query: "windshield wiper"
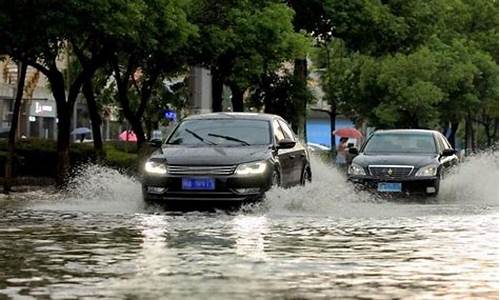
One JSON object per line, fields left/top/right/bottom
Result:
{"left": 207, "top": 133, "right": 250, "bottom": 146}
{"left": 185, "top": 129, "right": 216, "bottom": 145}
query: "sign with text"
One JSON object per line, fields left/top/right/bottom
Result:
{"left": 164, "top": 110, "right": 177, "bottom": 122}
{"left": 29, "top": 101, "right": 56, "bottom": 118}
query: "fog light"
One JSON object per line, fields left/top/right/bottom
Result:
{"left": 234, "top": 188, "right": 260, "bottom": 194}
{"left": 147, "top": 187, "right": 167, "bottom": 194}
{"left": 426, "top": 187, "right": 436, "bottom": 194}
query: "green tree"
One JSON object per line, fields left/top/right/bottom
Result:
{"left": 103, "top": 0, "right": 197, "bottom": 153}
{"left": 0, "top": 0, "right": 135, "bottom": 185}
{"left": 193, "top": 0, "right": 308, "bottom": 113}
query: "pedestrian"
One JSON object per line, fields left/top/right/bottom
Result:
{"left": 336, "top": 137, "right": 349, "bottom": 172}
{"left": 79, "top": 133, "right": 86, "bottom": 143}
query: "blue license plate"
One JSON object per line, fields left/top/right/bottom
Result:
{"left": 182, "top": 178, "right": 215, "bottom": 190}
{"left": 377, "top": 182, "right": 402, "bottom": 192}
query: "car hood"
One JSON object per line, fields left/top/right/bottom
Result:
{"left": 150, "top": 145, "right": 271, "bottom": 165}
{"left": 352, "top": 153, "right": 438, "bottom": 167}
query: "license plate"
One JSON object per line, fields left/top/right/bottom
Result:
{"left": 377, "top": 182, "right": 402, "bottom": 192}
{"left": 182, "top": 178, "right": 215, "bottom": 190}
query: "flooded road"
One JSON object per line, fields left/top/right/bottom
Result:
{"left": 0, "top": 152, "right": 498, "bottom": 299}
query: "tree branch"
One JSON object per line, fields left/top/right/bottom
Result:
{"left": 136, "top": 71, "right": 159, "bottom": 119}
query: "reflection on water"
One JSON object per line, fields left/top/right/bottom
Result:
{"left": 0, "top": 151, "right": 498, "bottom": 299}
{"left": 0, "top": 211, "right": 497, "bottom": 299}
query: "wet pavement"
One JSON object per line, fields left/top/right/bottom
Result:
{"left": 0, "top": 152, "right": 498, "bottom": 299}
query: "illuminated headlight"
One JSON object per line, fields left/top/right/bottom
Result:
{"left": 415, "top": 164, "right": 438, "bottom": 177}
{"left": 144, "top": 160, "right": 167, "bottom": 175}
{"left": 348, "top": 163, "right": 366, "bottom": 176}
{"left": 235, "top": 161, "right": 267, "bottom": 175}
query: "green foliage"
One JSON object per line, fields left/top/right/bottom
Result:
{"left": 312, "top": 0, "right": 498, "bottom": 137}
{"left": 194, "top": 0, "right": 310, "bottom": 89}
{"left": 249, "top": 70, "right": 314, "bottom": 129}
{"left": 0, "top": 140, "right": 139, "bottom": 177}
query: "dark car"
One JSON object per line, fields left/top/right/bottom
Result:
{"left": 142, "top": 112, "right": 311, "bottom": 204}
{"left": 347, "top": 129, "right": 459, "bottom": 196}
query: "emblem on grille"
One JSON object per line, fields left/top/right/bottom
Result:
{"left": 387, "top": 168, "right": 393, "bottom": 176}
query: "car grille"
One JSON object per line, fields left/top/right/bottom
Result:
{"left": 167, "top": 165, "right": 236, "bottom": 176}
{"left": 368, "top": 165, "right": 414, "bottom": 177}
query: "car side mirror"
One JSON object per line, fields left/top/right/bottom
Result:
{"left": 148, "top": 139, "right": 163, "bottom": 148}
{"left": 442, "top": 149, "right": 456, "bottom": 156}
{"left": 348, "top": 147, "right": 359, "bottom": 155}
{"left": 278, "top": 139, "right": 296, "bottom": 149}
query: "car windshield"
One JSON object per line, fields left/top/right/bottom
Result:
{"left": 363, "top": 133, "right": 437, "bottom": 154}
{"left": 166, "top": 119, "right": 271, "bottom": 146}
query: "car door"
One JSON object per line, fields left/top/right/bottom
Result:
{"left": 273, "top": 119, "right": 294, "bottom": 187}
{"left": 278, "top": 119, "right": 305, "bottom": 185}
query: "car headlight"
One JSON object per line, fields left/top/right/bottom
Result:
{"left": 415, "top": 164, "right": 438, "bottom": 177}
{"left": 235, "top": 161, "right": 267, "bottom": 175}
{"left": 348, "top": 163, "right": 366, "bottom": 176}
{"left": 145, "top": 160, "right": 167, "bottom": 175}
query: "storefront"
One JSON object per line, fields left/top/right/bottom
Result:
{"left": 21, "top": 99, "right": 57, "bottom": 139}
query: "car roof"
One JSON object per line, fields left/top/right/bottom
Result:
{"left": 183, "top": 112, "right": 280, "bottom": 121}
{"left": 373, "top": 129, "right": 438, "bottom": 135}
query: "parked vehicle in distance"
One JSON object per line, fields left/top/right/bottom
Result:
{"left": 347, "top": 129, "right": 459, "bottom": 196}
{"left": 142, "top": 112, "right": 311, "bottom": 204}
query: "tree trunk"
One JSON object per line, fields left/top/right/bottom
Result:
{"left": 45, "top": 69, "right": 73, "bottom": 187}
{"left": 448, "top": 122, "right": 459, "bottom": 149}
{"left": 82, "top": 79, "right": 104, "bottom": 159}
{"left": 212, "top": 74, "right": 224, "bottom": 112}
{"left": 230, "top": 84, "right": 245, "bottom": 112}
{"left": 3, "top": 62, "right": 27, "bottom": 194}
{"left": 56, "top": 108, "right": 72, "bottom": 187}
{"left": 293, "top": 59, "right": 307, "bottom": 141}
{"left": 465, "top": 114, "right": 475, "bottom": 155}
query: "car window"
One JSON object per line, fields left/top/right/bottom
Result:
{"left": 439, "top": 134, "right": 452, "bottom": 149}
{"left": 167, "top": 119, "right": 271, "bottom": 146}
{"left": 435, "top": 134, "right": 447, "bottom": 152}
{"left": 278, "top": 120, "right": 295, "bottom": 141}
{"left": 273, "top": 120, "right": 286, "bottom": 143}
{"left": 363, "top": 133, "right": 437, "bottom": 154}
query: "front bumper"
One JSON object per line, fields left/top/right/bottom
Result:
{"left": 142, "top": 172, "right": 272, "bottom": 202}
{"left": 348, "top": 175, "right": 439, "bottom": 195}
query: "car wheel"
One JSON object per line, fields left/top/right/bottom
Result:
{"left": 271, "top": 170, "right": 280, "bottom": 188}
{"left": 300, "top": 167, "right": 312, "bottom": 185}
{"left": 427, "top": 178, "right": 440, "bottom": 197}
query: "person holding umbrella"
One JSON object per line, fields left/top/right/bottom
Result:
{"left": 332, "top": 127, "right": 363, "bottom": 172}
{"left": 335, "top": 137, "right": 349, "bottom": 170}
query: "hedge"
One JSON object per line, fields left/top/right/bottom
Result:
{"left": 0, "top": 139, "right": 139, "bottom": 178}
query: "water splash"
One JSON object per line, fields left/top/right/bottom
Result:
{"left": 31, "top": 164, "right": 144, "bottom": 213}
{"left": 262, "top": 152, "right": 499, "bottom": 217}
{"left": 26, "top": 151, "right": 499, "bottom": 216}
{"left": 438, "top": 150, "right": 499, "bottom": 206}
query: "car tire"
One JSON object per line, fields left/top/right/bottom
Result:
{"left": 427, "top": 178, "right": 440, "bottom": 197}
{"left": 300, "top": 166, "right": 312, "bottom": 185}
{"left": 271, "top": 170, "right": 281, "bottom": 188}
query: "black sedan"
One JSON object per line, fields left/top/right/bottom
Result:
{"left": 347, "top": 129, "right": 459, "bottom": 196}
{"left": 142, "top": 113, "right": 311, "bottom": 204}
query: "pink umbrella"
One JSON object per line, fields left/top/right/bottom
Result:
{"left": 332, "top": 128, "right": 363, "bottom": 139}
{"left": 119, "top": 130, "right": 138, "bottom": 142}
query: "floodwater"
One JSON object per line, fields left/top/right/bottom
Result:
{"left": 0, "top": 152, "right": 498, "bottom": 299}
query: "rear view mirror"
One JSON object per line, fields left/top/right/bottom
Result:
{"left": 148, "top": 139, "right": 163, "bottom": 148}
{"left": 442, "top": 149, "right": 456, "bottom": 156}
{"left": 348, "top": 147, "right": 359, "bottom": 155}
{"left": 278, "top": 139, "right": 296, "bottom": 149}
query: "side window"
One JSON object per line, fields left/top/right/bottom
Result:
{"left": 278, "top": 120, "right": 295, "bottom": 141}
{"left": 435, "top": 134, "right": 446, "bottom": 152}
{"left": 441, "top": 134, "right": 453, "bottom": 149}
{"left": 273, "top": 120, "right": 285, "bottom": 143}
